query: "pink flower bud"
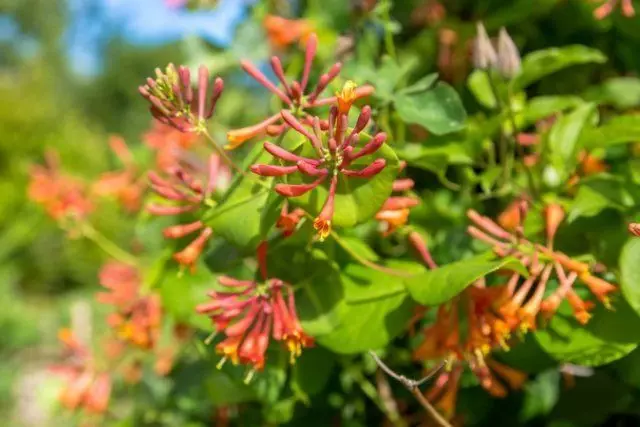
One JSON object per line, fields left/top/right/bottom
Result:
{"left": 250, "top": 164, "right": 299, "bottom": 177}
{"left": 275, "top": 176, "right": 326, "bottom": 197}
{"left": 342, "top": 158, "right": 386, "bottom": 178}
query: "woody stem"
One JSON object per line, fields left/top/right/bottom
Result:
{"left": 369, "top": 351, "right": 452, "bottom": 427}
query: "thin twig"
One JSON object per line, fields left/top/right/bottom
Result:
{"left": 368, "top": 351, "right": 452, "bottom": 427}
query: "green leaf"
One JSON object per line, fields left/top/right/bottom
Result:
{"left": 394, "top": 82, "right": 467, "bottom": 135}
{"left": 522, "top": 96, "right": 584, "bottom": 126}
{"left": 620, "top": 238, "right": 640, "bottom": 318}
{"left": 291, "top": 346, "right": 336, "bottom": 401}
{"left": 567, "top": 176, "right": 634, "bottom": 222}
{"left": 467, "top": 70, "right": 497, "bottom": 109}
{"left": 520, "top": 370, "right": 561, "bottom": 422}
{"left": 583, "top": 77, "right": 640, "bottom": 109}
{"left": 403, "top": 252, "right": 527, "bottom": 306}
{"left": 284, "top": 138, "right": 400, "bottom": 228}
{"left": 547, "top": 103, "right": 596, "bottom": 178}
{"left": 612, "top": 347, "right": 640, "bottom": 388}
{"left": 512, "top": 46, "right": 607, "bottom": 90}
{"left": 316, "top": 292, "right": 413, "bottom": 354}
{"left": 398, "top": 73, "right": 438, "bottom": 96}
{"left": 534, "top": 298, "right": 640, "bottom": 367}
{"left": 160, "top": 267, "right": 214, "bottom": 330}
{"left": 268, "top": 239, "right": 343, "bottom": 336}
{"left": 342, "top": 261, "right": 423, "bottom": 303}
{"left": 395, "top": 140, "right": 473, "bottom": 179}
{"left": 205, "top": 369, "right": 256, "bottom": 406}
{"left": 581, "top": 114, "right": 640, "bottom": 149}
{"left": 203, "top": 145, "right": 271, "bottom": 252}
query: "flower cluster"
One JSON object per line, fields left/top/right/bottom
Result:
{"left": 226, "top": 33, "right": 373, "bottom": 148}
{"left": 49, "top": 329, "right": 112, "bottom": 416}
{"left": 251, "top": 90, "right": 387, "bottom": 240}
{"left": 28, "top": 151, "right": 93, "bottom": 224}
{"left": 143, "top": 120, "right": 202, "bottom": 172}
{"left": 139, "top": 64, "right": 224, "bottom": 134}
{"left": 473, "top": 23, "right": 521, "bottom": 79}
{"left": 467, "top": 206, "right": 617, "bottom": 326}
{"left": 98, "top": 262, "right": 162, "bottom": 350}
{"left": 196, "top": 247, "right": 313, "bottom": 380}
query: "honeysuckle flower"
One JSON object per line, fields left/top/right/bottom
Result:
{"left": 147, "top": 154, "right": 227, "bottom": 272}
{"left": 143, "top": 120, "right": 202, "bottom": 172}
{"left": 196, "top": 247, "right": 313, "bottom": 378}
{"left": 139, "top": 63, "right": 224, "bottom": 134}
{"left": 497, "top": 198, "right": 528, "bottom": 233}
{"left": 578, "top": 150, "right": 607, "bottom": 175}
{"left": 226, "top": 33, "right": 374, "bottom": 149}
{"left": 276, "top": 202, "right": 306, "bottom": 237}
{"left": 629, "top": 223, "right": 640, "bottom": 237}
{"left": 467, "top": 208, "right": 617, "bottom": 326}
{"left": 251, "top": 97, "right": 387, "bottom": 241}
{"left": 592, "top": 0, "right": 635, "bottom": 19}
{"left": 376, "top": 172, "right": 419, "bottom": 236}
{"left": 98, "top": 262, "right": 162, "bottom": 349}
{"left": 28, "top": 151, "right": 93, "bottom": 224}
{"left": 263, "top": 15, "right": 313, "bottom": 49}
{"left": 49, "top": 329, "right": 112, "bottom": 415}
{"left": 92, "top": 136, "right": 145, "bottom": 213}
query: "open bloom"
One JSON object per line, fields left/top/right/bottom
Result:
{"left": 251, "top": 92, "right": 388, "bottom": 240}
{"left": 147, "top": 154, "right": 228, "bottom": 272}
{"left": 97, "top": 262, "right": 162, "bottom": 349}
{"left": 226, "top": 33, "right": 373, "bottom": 149}
{"left": 139, "top": 64, "right": 224, "bottom": 134}
{"left": 263, "top": 15, "right": 314, "bottom": 49}
{"left": 28, "top": 151, "right": 93, "bottom": 223}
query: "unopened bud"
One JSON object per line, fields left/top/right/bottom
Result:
{"left": 473, "top": 22, "right": 497, "bottom": 70}
{"left": 544, "top": 203, "right": 565, "bottom": 246}
{"left": 497, "top": 27, "right": 521, "bottom": 79}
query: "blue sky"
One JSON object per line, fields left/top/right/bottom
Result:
{"left": 64, "top": 0, "right": 255, "bottom": 75}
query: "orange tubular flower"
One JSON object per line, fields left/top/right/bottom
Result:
{"left": 196, "top": 246, "right": 313, "bottom": 379}
{"left": 49, "top": 329, "right": 112, "bottom": 416}
{"left": 147, "top": 153, "right": 227, "bottom": 272}
{"left": 92, "top": 136, "right": 145, "bottom": 213}
{"left": 97, "top": 262, "right": 162, "bottom": 350}
{"left": 376, "top": 176, "right": 419, "bottom": 236}
{"left": 466, "top": 208, "right": 616, "bottom": 328}
{"left": 227, "top": 33, "right": 374, "bottom": 149}
{"left": 28, "top": 151, "right": 93, "bottom": 223}
{"left": 251, "top": 93, "right": 388, "bottom": 241}
{"left": 592, "top": 0, "right": 635, "bottom": 19}
{"left": 263, "top": 15, "right": 313, "bottom": 49}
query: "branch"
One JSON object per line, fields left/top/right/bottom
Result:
{"left": 368, "top": 351, "right": 452, "bottom": 427}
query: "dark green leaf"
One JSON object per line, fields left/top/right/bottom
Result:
{"left": 291, "top": 346, "right": 336, "bottom": 401}
{"left": 620, "top": 238, "right": 640, "bottom": 318}
{"left": 522, "top": 96, "right": 584, "bottom": 126}
{"left": 581, "top": 114, "right": 640, "bottom": 149}
{"left": 403, "top": 252, "right": 527, "bottom": 306}
{"left": 394, "top": 82, "right": 467, "bottom": 135}
{"left": 547, "top": 103, "right": 596, "bottom": 178}
{"left": 317, "top": 292, "right": 413, "bottom": 354}
{"left": 534, "top": 298, "right": 640, "bottom": 366}
{"left": 512, "top": 46, "right": 607, "bottom": 90}
{"left": 583, "top": 77, "right": 640, "bottom": 109}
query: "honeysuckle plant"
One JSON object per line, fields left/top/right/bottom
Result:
{"left": 23, "top": 1, "right": 640, "bottom": 426}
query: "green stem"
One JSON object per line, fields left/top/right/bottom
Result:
{"left": 81, "top": 223, "right": 138, "bottom": 266}
{"left": 202, "top": 131, "right": 247, "bottom": 176}
{"left": 381, "top": 1, "right": 397, "bottom": 60}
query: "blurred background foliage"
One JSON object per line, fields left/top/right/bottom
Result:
{"left": 3, "top": 0, "right": 640, "bottom": 425}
